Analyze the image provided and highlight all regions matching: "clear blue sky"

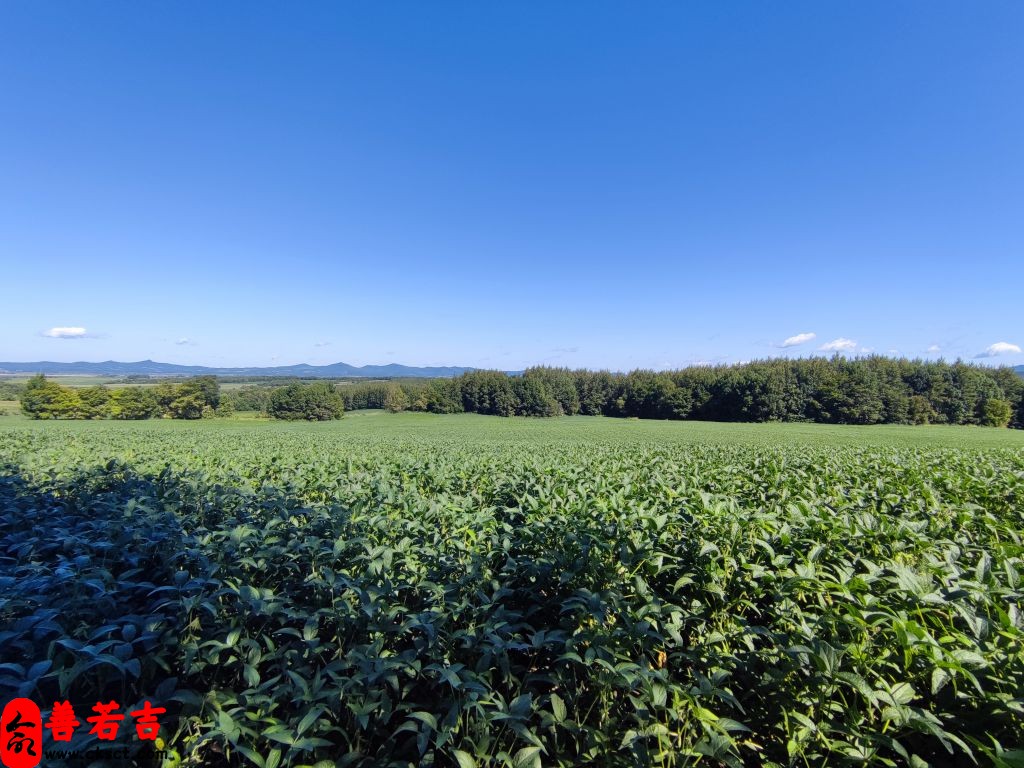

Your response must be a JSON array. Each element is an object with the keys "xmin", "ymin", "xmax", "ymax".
[{"xmin": 1, "ymin": 2, "xmax": 1021, "ymax": 370}]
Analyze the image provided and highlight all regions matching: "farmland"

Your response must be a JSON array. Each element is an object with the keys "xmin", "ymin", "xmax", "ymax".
[{"xmin": 1, "ymin": 414, "xmax": 1022, "ymax": 767}]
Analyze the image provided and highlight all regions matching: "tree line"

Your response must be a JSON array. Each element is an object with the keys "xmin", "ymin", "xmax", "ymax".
[
  {"xmin": 19, "ymin": 375, "xmax": 229, "ymax": 419},
  {"xmin": 336, "ymin": 358, "xmax": 1023, "ymax": 427},
  {"xmin": 14, "ymin": 357, "xmax": 1024, "ymax": 427}
]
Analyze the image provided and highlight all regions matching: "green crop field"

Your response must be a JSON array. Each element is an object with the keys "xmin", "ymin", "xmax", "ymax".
[{"xmin": 1, "ymin": 414, "xmax": 1022, "ymax": 767}]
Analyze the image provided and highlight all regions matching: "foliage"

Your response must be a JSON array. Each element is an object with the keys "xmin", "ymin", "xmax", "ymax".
[
  {"xmin": 167, "ymin": 393, "xmax": 207, "ymax": 420},
  {"xmin": 378, "ymin": 359, "xmax": 1024, "ymax": 428},
  {"xmin": 78, "ymin": 385, "xmax": 111, "ymax": 419},
  {"xmin": 223, "ymin": 385, "xmax": 275, "ymax": 414},
  {"xmin": 14, "ymin": 358, "xmax": 1024, "ymax": 428},
  {"xmin": 1, "ymin": 417, "xmax": 1022, "ymax": 767},
  {"xmin": 383, "ymin": 383, "xmax": 409, "ymax": 413},
  {"xmin": 980, "ymin": 398, "xmax": 1013, "ymax": 428},
  {"xmin": 108, "ymin": 387, "xmax": 161, "ymax": 420},
  {"xmin": 19, "ymin": 374, "xmax": 83, "ymax": 419},
  {"xmin": 268, "ymin": 382, "xmax": 345, "ymax": 421},
  {"xmin": 340, "ymin": 383, "xmax": 390, "ymax": 411},
  {"xmin": 0, "ymin": 380, "xmax": 25, "ymax": 400},
  {"xmin": 19, "ymin": 375, "xmax": 224, "ymax": 420}
]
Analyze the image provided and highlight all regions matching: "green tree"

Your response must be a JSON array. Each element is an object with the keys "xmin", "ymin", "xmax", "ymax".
[
  {"xmin": 269, "ymin": 382, "xmax": 345, "ymax": 420},
  {"xmin": 108, "ymin": 387, "xmax": 159, "ymax": 419},
  {"xmin": 151, "ymin": 382, "xmax": 180, "ymax": 413},
  {"xmin": 513, "ymin": 376, "xmax": 559, "ymax": 416},
  {"xmin": 574, "ymin": 370, "xmax": 616, "ymax": 415},
  {"xmin": 383, "ymin": 383, "xmax": 409, "ymax": 412},
  {"xmin": 79, "ymin": 386, "xmax": 111, "ymax": 419},
  {"xmin": 20, "ymin": 375, "xmax": 82, "ymax": 419},
  {"xmin": 524, "ymin": 368, "xmax": 580, "ymax": 415},
  {"xmin": 167, "ymin": 393, "xmax": 206, "ymax": 419},
  {"xmin": 909, "ymin": 395, "xmax": 935, "ymax": 425},
  {"xmin": 426, "ymin": 379, "xmax": 464, "ymax": 414},
  {"xmin": 176, "ymin": 376, "xmax": 220, "ymax": 409},
  {"xmin": 341, "ymin": 382, "xmax": 389, "ymax": 410},
  {"xmin": 835, "ymin": 361, "xmax": 884, "ymax": 424},
  {"xmin": 225, "ymin": 385, "xmax": 272, "ymax": 413},
  {"xmin": 980, "ymin": 398, "xmax": 1012, "ymax": 427}
]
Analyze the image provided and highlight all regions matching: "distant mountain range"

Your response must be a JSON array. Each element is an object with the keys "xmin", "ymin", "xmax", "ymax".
[
  {"xmin": 0, "ymin": 360, "xmax": 476, "ymax": 378},
  {"xmin": 1, "ymin": 359, "xmax": 1020, "ymax": 379}
]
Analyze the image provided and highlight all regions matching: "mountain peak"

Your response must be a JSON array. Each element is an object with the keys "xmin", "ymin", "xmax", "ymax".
[{"xmin": 0, "ymin": 359, "xmax": 477, "ymax": 378}]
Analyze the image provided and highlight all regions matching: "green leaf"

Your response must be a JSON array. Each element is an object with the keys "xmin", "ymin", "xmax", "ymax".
[
  {"xmin": 408, "ymin": 711, "xmax": 438, "ymax": 731},
  {"xmin": 297, "ymin": 706, "xmax": 326, "ymax": 736},
  {"xmin": 550, "ymin": 693, "xmax": 566, "ymax": 723},
  {"xmin": 232, "ymin": 745, "xmax": 265, "ymax": 767},
  {"xmin": 513, "ymin": 746, "xmax": 542, "ymax": 768}
]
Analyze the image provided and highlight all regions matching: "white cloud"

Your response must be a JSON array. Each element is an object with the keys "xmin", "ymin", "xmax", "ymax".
[
  {"xmin": 860, "ymin": 347, "xmax": 874, "ymax": 354},
  {"xmin": 976, "ymin": 341, "xmax": 1022, "ymax": 358},
  {"xmin": 314, "ymin": 341, "xmax": 331, "ymax": 348},
  {"xmin": 175, "ymin": 337, "xmax": 196, "ymax": 346},
  {"xmin": 819, "ymin": 337, "xmax": 857, "ymax": 352},
  {"xmin": 42, "ymin": 326, "xmax": 88, "ymax": 339},
  {"xmin": 779, "ymin": 332, "xmax": 816, "ymax": 348},
  {"xmin": 927, "ymin": 344, "xmax": 941, "ymax": 353}
]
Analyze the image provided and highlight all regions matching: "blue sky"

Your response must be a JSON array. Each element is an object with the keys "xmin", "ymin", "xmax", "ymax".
[{"xmin": 1, "ymin": 2, "xmax": 1021, "ymax": 371}]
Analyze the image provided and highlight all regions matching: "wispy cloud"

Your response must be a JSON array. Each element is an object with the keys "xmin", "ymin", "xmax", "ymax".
[
  {"xmin": 541, "ymin": 346, "xmax": 581, "ymax": 364},
  {"xmin": 313, "ymin": 341, "xmax": 331, "ymax": 348},
  {"xmin": 42, "ymin": 326, "xmax": 89, "ymax": 339},
  {"xmin": 175, "ymin": 337, "xmax": 197, "ymax": 346},
  {"xmin": 976, "ymin": 341, "xmax": 1022, "ymax": 358},
  {"xmin": 819, "ymin": 337, "xmax": 857, "ymax": 352},
  {"xmin": 927, "ymin": 344, "xmax": 941, "ymax": 353},
  {"xmin": 778, "ymin": 332, "xmax": 816, "ymax": 348}
]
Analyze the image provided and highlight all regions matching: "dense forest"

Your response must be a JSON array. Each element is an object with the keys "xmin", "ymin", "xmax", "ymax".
[
  {"xmin": 10, "ymin": 357, "xmax": 1024, "ymax": 427},
  {"xmin": 251, "ymin": 357, "xmax": 1023, "ymax": 427},
  {"xmin": 331, "ymin": 357, "xmax": 1024, "ymax": 427}
]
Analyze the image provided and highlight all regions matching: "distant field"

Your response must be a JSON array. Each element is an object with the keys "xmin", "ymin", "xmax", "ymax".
[
  {"xmin": 4, "ymin": 409, "xmax": 1023, "ymax": 450},
  {"xmin": 0, "ymin": 374, "xmax": 130, "ymax": 386},
  {"xmin": 1, "ymin": 413, "xmax": 1021, "ymax": 766},
  {"xmin": 0, "ymin": 374, "xmax": 388, "ymax": 388}
]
